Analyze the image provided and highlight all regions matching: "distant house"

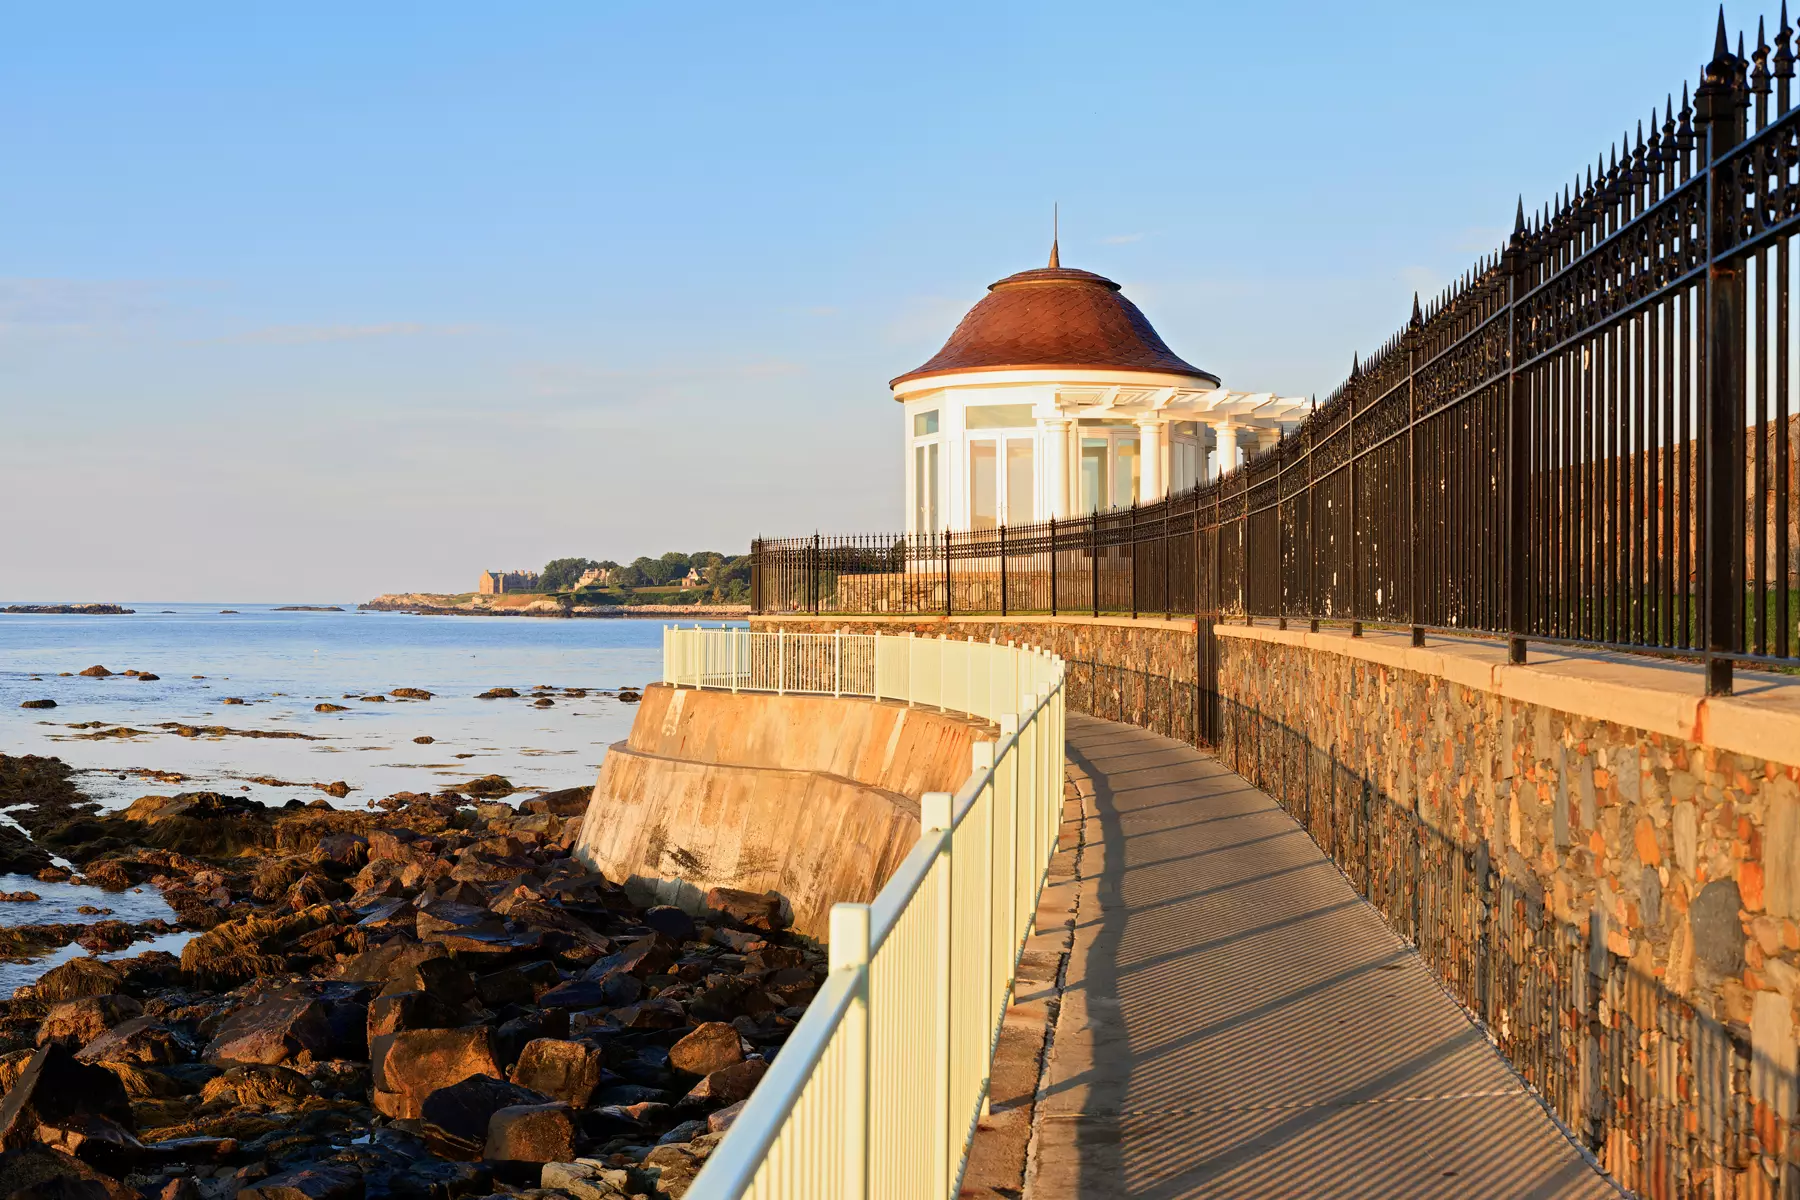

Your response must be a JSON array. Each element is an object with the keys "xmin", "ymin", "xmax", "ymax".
[
  {"xmin": 680, "ymin": 567, "xmax": 704, "ymax": 588},
  {"xmin": 576, "ymin": 566, "xmax": 614, "ymax": 588},
  {"xmin": 478, "ymin": 569, "xmax": 541, "ymax": 595}
]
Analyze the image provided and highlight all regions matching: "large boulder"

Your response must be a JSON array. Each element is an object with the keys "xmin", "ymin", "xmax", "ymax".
[
  {"xmin": 32, "ymin": 961, "xmax": 125, "ymax": 1004},
  {"xmin": 35, "ymin": 997, "xmax": 141, "ymax": 1049},
  {"xmin": 0, "ymin": 1045, "xmax": 135, "ymax": 1151},
  {"xmin": 667, "ymin": 1023, "xmax": 744, "ymax": 1078},
  {"xmin": 370, "ymin": 1026, "xmax": 500, "ymax": 1120},
  {"xmin": 236, "ymin": 1163, "xmax": 363, "ymax": 1200},
  {"xmin": 418, "ymin": 1074, "xmax": 548, "ymax": 1160},
  {"xmin": 484, "ymin": 1102, "xmax": 574, "ymax": 1166},
  {"xmin": 507, "ymin": 1039, "xmax": 604, "ymax": 1108},
  {"xmin": 203, "ymin": 982, "xmax": 368, "ymax": 1067},
  {"xmin": 679, "ymin": 1059, "xmax": 767, "ymax": 1109},
  {"xmin": 72, "ymin": 1017, "xmax": 185, "ymax": 1067}
]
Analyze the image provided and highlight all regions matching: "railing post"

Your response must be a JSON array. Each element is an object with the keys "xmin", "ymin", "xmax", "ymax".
[
  {"xmin": 1000, "ymin": 713, "xmax": 1020, "ymax": 961},
  {"xmin": 1091, "ymin": 510, "xmax": 1100, "ymax": 617},
  {"xmin": 1130, "ymin": 500, "xmax": 1139, "ymax": 620},
  {"xmin": 1049, "ymin": 516, "xmax": 1059, "ymax": 616},
  {"xmin": 1349, "ymin": 357, "xmax": 1363, "ymax": 637},
  {"xmin": 943, "ymin": 527, "xmax": 953, "ymax": 617},
  {"xmin": 922, "ymin": 791, "xmax": 955, "ymax": 1199},
  {"xmin": 833, "ymin": 627, "xmax": 843, "ymax": 698},
  {"xmin": 829, "ymin": 903, "xmax": 871, "ymax": 1200},
  {"xmin": 999, "ymin": 522, "xmax": 1008, "ymax": 617},
  {"xmin": 777, "ymin": 626, "xmax": 786, "ymax": 696},
  {"xmin": 1409, "ymin": 296, "xmax": 1426, "ymax": 648},
  {"xmin": 1698, "ymin": 23, "xmax": 1749, "ymax": 696},
  {"xmin": 972, "ymin": 739, "xmax": 997, "ymax": 1120},
  {"xmin": 730, "ymin": 626, "xmax": 739, "ymax": 694}
]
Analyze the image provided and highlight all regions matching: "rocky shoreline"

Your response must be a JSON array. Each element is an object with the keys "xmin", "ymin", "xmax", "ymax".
[
  {"xmin": 2, "ymin": 605, "xmax": 135, "ymax": 616},
  {"xmin": 0, "ymin": 754, "xmax": 809, "ymax": 1200},
  {"xmin": 360, "ymin": 597, "xmax": 748, "ymax": 620}
]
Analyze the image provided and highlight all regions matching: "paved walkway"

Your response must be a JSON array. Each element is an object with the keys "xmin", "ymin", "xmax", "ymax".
[{"xmin": 1028, "ymin": 715, "xmax": 1619, "ymax": 1200}]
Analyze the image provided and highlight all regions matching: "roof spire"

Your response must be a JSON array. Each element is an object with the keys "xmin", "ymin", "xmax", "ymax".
[{"xmin": 1049, "ymin": 203, "xmax": 1060, "ymax": 268}]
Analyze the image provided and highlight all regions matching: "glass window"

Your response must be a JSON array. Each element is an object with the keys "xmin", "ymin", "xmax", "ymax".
[
  {"xmin": 969, "ymin": 440, "xmax": 998, "ymax": 531},
  {"xmin": 913, "ymin": 410, "xmax": 939, "ymax": 436},
  {"xmin": 1006, "ymin": 439, "xmax": 1033, "ymax": 525},
  {"xmin": 1080, "ymin": 438, "xmax": 1108, "ymax": 514},
  {"xmin": 965, "ymin": 404, "xmax": 1035, "ymax": 430},
  {"xmin": 915, "ymin": 443, "xmax": 939, "ymax": 533},
  {"xmin": 1114, "ymin": 437, "xmax": 1139, "ymax": 509}
]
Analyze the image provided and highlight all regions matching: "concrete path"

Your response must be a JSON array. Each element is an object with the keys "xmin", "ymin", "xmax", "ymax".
[{"xmin": 1027, "ymin": 714, "xmax": 1619, "ymax": 1200}]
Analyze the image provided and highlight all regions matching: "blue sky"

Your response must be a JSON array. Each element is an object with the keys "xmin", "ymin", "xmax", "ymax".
[{"xmin": 0, "ymin": 1, "xmax": 1743, "ymax": 600}]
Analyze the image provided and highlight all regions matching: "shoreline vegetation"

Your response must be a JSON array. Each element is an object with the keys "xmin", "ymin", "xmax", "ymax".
[
  {"xmin": 367, "ymin": 549, "xmax": 756, "ymax": 619},
  {"xmin": 360, "ymin": 595, "xmax": 750, "ymax": 618}
]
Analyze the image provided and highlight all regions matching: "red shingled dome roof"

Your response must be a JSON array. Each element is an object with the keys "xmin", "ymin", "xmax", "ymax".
[{"xmin": 892, "ymin": 259, "xmax": 1218, "ymax": 389}]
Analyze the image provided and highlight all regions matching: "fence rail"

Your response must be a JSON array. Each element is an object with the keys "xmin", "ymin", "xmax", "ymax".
[
  {"xmin": 753, "ymin": 13, "xmax": 1800, "ymax": 696},
  {"xmin": 674, "ymin": 627, "xmax": 1068, "ymax": 1200}
]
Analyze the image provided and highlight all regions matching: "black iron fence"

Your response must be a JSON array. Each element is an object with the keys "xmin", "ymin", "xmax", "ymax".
[{"xmin": 756, "ymin": 15, "xmax": 1800, "ymax": 696}]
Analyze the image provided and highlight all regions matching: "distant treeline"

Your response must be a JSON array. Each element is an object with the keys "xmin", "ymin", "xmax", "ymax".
[{"xmin": 540, "ymin": 552, "xmax": 751, "ymax": 604}]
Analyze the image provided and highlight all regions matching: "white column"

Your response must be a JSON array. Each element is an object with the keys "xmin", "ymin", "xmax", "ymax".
[
  {"xmin": 1042, "ymin": 419, "xmax": 1071, "ymax": 519},
  {"xmin": 1135, "ymin": 416, "xmax": 1163, "ymax": 504},
  {"xmin": 1212, "ymin": 421, "xmax": 1238, "ymax": 479}
]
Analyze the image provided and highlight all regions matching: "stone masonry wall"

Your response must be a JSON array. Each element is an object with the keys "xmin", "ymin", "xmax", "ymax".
[
  {"xmin": 1216, "ymin": 632, "xmax": 1800, "ymax": 1199},
  {"xmin": 750, "ymin": 615, "xmax": 1203, "ymax": 743}
]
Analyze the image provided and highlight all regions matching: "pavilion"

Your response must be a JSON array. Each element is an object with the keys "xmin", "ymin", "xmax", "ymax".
[{"xmin": 891, "ymin": 241, "xmax": 1310, "ymax": 534}]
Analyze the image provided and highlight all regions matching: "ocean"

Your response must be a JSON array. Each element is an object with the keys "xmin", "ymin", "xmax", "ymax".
[{"xmin": 0, "ymin": 602, "xmax": 719, "ymax": 988}]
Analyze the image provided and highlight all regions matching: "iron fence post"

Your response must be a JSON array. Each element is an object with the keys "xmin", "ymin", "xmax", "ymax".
[
  {"xmin": 810, "ymin": 532, "xmax": 821, "ymax": 616},
  {"xmin": 1050, "ymin": 516, "xmax": 1059, "ymax": 616},
  {"xmin": 999, "ymin": 522, "xmax": 1008, "ymax": 618},
  {"xmin": 944, "ymin": 527, "xmax": 953, "ymax": 618},
  {"xmin": 1505, "ymin": 204, "xmax": 1530, "ymax": 664},
  {"xmin": 1698, "ymin": 20, "xmax": 1749, "ymax": 696},
  {"xmin": 1409, "ymin": 298, "xmax": 1425, "ymax": 647},
  {"xmin": 1131, "ymin": 501, "xmax": 1139, "ymax": 620},
  {"xmin": 751, "ymin": 537, "xmax": 762, "ymax": 615},
  {"xmin": 1349, "ymin": 357, "xmax": 1363, "ymax": 637},
  {"xmin": 1091, "ymin": 510, "xmax": 1100, "ymax": 617}
]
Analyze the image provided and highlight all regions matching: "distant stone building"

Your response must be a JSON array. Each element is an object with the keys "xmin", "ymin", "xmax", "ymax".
[
  {"xmin": 478, "ymin": 569, "xmax": 540, "ymax": 595},
  {"xmin": 576, "ymin": 566, "xmax": 614, "ymax": 588},
  {"xmin": 680, "ymin": 567, "xmax": 704, "ymax": 588}
]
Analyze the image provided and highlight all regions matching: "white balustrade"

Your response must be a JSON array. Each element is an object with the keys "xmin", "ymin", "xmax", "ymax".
[{"xmin": 662, "ymin": 626, "xmax": 1067, "ymax": 1200}]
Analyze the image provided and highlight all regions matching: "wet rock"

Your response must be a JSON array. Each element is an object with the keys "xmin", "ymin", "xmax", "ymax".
[
  {"xmin": 462, "ymin": 776, "xmax": 514, "ymax": 799},
  {"xmin": 371, "ymin": 1026, "xmax": 500, "ymax": 1120},
  {"xmin": 198, "ymin": 1063, "xmax": 309, "ymax": 1109},
  {"xmin": 667, "ymin": 1023, "xmax": 743, "ymax": 1078},
  {"xmin": 413, "ymin": 737, "xmax": 434, "ymax": 745},
  {"xmin": 617, "ymin": 691, "xmax": 640, "ymax": 704},
  {"xmin": 521, "ymin": 789, "xmax": 590, "ymax": 819},
  {"xmin": 0, "ymin": 891, "xmax": 42, "ymax": 902},
  {"xmin": 319, "ymin": 782, "xmax": 352, "ymax": 799},
  {"xmin": 35, "ymin": 996, "xmax": 142, "ymax": 1049},
  {"xmin": 34, "ymin": 960, "xmax": 126, "ymax": 1004},
  {"xmin": 507, "ymin": 1040, "xmax": 603, "ymax": 1108},
  {"xmin": 20, "ymin": 700, "xmax": 55, "ymax": 710},
  {"xmin": 76, "ymin": 667, "xmax": 111, "ymax": 678},
  {"xmin": 220, "ymin": 698, "xmax": 245, "ymax": 706},
  {"xmin": 419, "ymin": 1074, "xmax": 549, "ymax": 1160},
  {"xmin": 135, "ymin": 674, "xmax": 158, "ymax": 682},
  {"xmin": 391, "ymin": 688, "xmax": 434, "ymax": 701},
  {"xmin": 474, "ymin": 689, "xmax": 518, "ymax": 700},
  {"xmin": 314, "ymin": 704, "xmax": 348, "ymax": 713},
  {"xmin": 236, "ymin": 1162, "xmax": 363, "ymax": 1200}
]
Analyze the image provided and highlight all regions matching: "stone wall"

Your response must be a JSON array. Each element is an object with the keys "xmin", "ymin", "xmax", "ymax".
[
  {"xmin": 1214, "ymin": 626, "xmax": 1800, "ymax": 1198},
  {"xmin": 750, "ymin": 614, "xmax": 1204, "ymax": 742}
]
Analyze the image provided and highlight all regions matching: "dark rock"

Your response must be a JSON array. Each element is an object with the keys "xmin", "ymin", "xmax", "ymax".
[
  {"xmin": 705, "ymin": 887, "xmax": 788, "ymax": 932},
  {"xmin": 74, "ymin": 1016, "xmax": 186, "ymax": 1067},
  {"xmin": 19, "ymin": 700, "xmax": 55, "ymax": 710},
  {"xmin": 667, "ymin": 1023, "xmax": 743, "ymax": 1078},
  {"xmin": 520, "ymin": 788, "xmax": 590, "ymax": 818},
  {"xmin": 679, "ymin": 1059, "xmax": 767, "ymax": 1109},
  {"xmin": 534, "ymin": 980, "xmax": 607, "ymax": 1010},
  {"xmin": 371, "ymin": 1026, "xmax": 500, "ymax": 1120},
  {"xmin": 462, "ymin": 776, "xmax": 514, "ymax": 798},
  {"xmin": 0, "ymin": 1044, "xmax": 135, "ymax": 1148},
  {"xmin": 236, "ymin": 1163, "xmax": 363, "ymax": 1200},
  {"xmin": 368, "ymin": 992, "xmax": 461, "ymax": 1041},
  {"xmin": 391, "ymin": 689, "xmax": 434, "ymax": 701},
  {"xmin": 35, "ymin": 996, "xmax": 141, "ymax": 1049},
  {"xmin": 419, "ymin": 1074, "xmax": 549, "ymax": 1160},
  {"xmin": 608, "ymin": 999, "xmax": 685, "ymax": 1031},
  {"xmin": 640, "ymin": 907, "xmax": 696, "ymax": 943},
  {"xmin": 0, "ymin": 1145, "xmax": 136, "ymax": 1200},
  {"xmin": 314, "ymin": 704, "xmax": 349, "ymax": 713},
  {"xmin": 76, "ymin": 667, "xmax": 111, "ymax": 678},
  {"xmin": 474, "ymin": 689, "xmax": 518, "ymax": 700},
  {"xmin": 1691, "ymin": 879, "xmax": 1746, "ymax": 975},
  {"xmin": 707, "ymin": 1099, "xmax": 746, "ymax": 1134},
  {"xmin": 33, "ymin": 961, "xmax": 125, "ymax": 1004},
  {"xmin": 482, "ymin": 1102, "xmax": 573, "ymax": 1166},
  {"xmin": 507, "ymin": 1039, "xmax": 604, "ymax": 1107}
]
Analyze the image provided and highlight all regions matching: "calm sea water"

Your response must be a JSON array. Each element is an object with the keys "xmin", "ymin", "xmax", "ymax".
[
  {"xmin": 0, "ymin": 603, "xmax": 717, "ymax": 986},
  {"xmin": 0, "ymin": 603, "xmax": 720, "ymax": 810}
]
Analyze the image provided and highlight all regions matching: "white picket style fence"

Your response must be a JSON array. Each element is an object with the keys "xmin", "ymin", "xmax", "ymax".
[{"xmin": 664, "ymin": 626, "xmax": 1068, "ymax": 1200}]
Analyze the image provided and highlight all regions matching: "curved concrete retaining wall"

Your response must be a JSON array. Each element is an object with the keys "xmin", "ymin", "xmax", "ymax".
[{"xmin": 574, "ymin": 683, "xmax": 990, "ymax": 939}]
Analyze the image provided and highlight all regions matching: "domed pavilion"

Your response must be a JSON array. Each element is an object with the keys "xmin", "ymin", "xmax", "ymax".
[{"xmin": 891, "ymin": 242, "xmax": 1309, "ymax": 534}]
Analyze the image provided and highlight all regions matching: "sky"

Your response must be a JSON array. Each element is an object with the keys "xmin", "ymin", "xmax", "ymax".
[{"xmin": 0, "ymin": 0, "xmax": 1753, "ymax": 601}]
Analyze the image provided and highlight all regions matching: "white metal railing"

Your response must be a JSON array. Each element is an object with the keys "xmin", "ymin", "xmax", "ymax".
[{"xmin": 664, "ymin": 626, "xmax": 1067, "ymax": 1200}]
